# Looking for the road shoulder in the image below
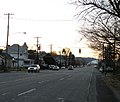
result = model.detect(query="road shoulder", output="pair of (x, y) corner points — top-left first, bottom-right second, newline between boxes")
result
(96, 74), (118, 102)
(103, 74), (120, 102)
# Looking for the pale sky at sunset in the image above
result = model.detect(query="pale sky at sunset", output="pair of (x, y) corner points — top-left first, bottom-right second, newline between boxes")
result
(0, 0), (98, 58)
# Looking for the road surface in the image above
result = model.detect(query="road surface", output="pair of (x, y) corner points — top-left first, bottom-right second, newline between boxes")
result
(0, 66), (118, 102)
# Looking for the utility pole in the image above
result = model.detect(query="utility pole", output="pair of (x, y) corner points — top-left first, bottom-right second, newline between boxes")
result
(4, 13), (14, 68)
(34, 37), (41, 64)
(113, 17), (117, 75)
(50, 44), (53, 53)
(17, 44), (19, 70)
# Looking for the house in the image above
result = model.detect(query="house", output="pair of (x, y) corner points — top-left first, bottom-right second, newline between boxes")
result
(3, 42), (34, 68)
(0, 55), (4, 67)
(0, 53), (13, 68)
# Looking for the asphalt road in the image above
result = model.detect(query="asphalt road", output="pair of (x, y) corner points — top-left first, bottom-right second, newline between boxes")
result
(0, 66), (117, 102)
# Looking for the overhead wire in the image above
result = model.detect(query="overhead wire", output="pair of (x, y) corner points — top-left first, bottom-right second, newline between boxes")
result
(10, 17), (74, 22)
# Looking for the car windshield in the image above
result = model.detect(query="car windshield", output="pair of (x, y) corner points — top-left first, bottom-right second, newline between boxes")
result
(31, 65), (37, 67)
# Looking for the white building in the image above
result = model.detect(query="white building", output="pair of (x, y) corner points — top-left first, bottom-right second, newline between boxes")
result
(4, 42), (34, 68)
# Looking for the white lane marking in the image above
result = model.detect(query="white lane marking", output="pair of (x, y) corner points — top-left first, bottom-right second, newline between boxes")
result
(11, 98), (15, 101)
(17, 88), (36, 96)
(60, 78), (64, 81)
(58, 98), (64, 102)
(38, 81), (45, 84)
(38, 80), (49, 84)
(1, 93), (8, 96)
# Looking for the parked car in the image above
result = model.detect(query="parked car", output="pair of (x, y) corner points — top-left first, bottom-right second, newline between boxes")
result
(99, 67), (103, 72)
(49, 65), (56, 70)
(106, 67), (113, 72)
(61, 66), (66, 69)
(99, 66), (113, 72)
(28, 64), (40, 73)
(68, 65), (74, 70)
(52, 66), (59, 70)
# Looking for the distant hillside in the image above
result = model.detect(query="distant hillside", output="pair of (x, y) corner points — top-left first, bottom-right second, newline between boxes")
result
(76, 57), (97, 64)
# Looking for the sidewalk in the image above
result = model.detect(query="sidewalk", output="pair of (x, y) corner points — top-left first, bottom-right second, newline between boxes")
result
(103, 74), (120, 102)
(96, 74), (119, 102)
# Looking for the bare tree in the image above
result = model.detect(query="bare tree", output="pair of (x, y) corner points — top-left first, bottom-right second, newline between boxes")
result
(70, 0), (120, 48)
(71, 0), (120, 22)
(79, 16), (120, 51)
(70, 0), (120, 59)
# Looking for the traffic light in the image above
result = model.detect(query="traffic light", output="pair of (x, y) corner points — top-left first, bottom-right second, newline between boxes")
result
(38, 45), (41, 50)
(79, 49), (81, 53)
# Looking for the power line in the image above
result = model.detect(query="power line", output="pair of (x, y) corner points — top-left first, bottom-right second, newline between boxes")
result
(11, 17), (74, 22)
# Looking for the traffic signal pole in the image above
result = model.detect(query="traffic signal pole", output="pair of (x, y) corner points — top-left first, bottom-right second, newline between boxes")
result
(34, 37), (41, 64)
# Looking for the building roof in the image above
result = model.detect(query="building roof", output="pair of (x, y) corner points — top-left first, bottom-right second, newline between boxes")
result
(3, 43), (28, 54)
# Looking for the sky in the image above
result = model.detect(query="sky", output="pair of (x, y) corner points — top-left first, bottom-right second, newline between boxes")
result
(0, 0), (98, 58)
